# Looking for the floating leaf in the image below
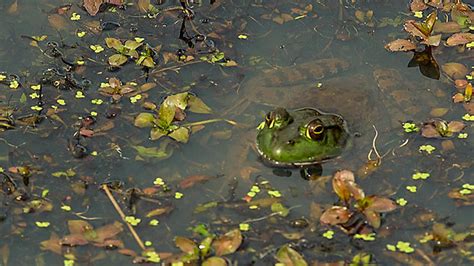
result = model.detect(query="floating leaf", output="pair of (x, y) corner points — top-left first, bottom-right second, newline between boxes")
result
(174, 236), (197, 255)
(212, 229), (242, 256)
(365, 196), (397, 213)
(187, 95), (212, 114)
(320, 206), (351, 225)
(105, 37), (123, 50)
(132, 143), (172, 160)
(150, 127), (167, 141)
(442, 62), (468, 80)
(108, 54), (128, 66)
(275, 245), (308, 266)
(202, 257), (227, 266)
(168, 127), (190, 143)
(446, 33), (474, 46)
(134, 113), (155, 128)
(384, 39), (416, 52)
(158, 102), (175, 128)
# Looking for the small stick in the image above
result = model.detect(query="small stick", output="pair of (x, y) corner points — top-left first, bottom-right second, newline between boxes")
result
(102, 184), (146, 251)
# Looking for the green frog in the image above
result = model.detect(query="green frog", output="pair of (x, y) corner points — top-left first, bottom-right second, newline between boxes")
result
(256, 107), (350, 167)
(239, 58), (441, 167)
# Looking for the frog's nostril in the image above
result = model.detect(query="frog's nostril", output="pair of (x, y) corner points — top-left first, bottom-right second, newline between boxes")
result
(287, 140), (295, 145)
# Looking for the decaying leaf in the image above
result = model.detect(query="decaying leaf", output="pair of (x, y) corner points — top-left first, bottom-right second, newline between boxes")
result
(446, 32), (474, 46)
(320, 206), (351, 225)
(275, 245), (308, 266)
(384, 39), (417, 52)
(212, 229), (242, 256)
(442, 62), (468, 80)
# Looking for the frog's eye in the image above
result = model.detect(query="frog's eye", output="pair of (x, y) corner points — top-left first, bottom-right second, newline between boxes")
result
(306, 119), (324, 140)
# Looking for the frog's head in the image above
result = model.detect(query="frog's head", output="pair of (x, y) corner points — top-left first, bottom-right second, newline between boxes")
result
(256, 107), (350, 167)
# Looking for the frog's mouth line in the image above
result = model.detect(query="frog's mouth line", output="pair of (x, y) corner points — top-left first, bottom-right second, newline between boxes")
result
(256, 147), (341, 168)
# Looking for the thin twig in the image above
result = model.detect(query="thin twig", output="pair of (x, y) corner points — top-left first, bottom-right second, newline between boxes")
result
(102, 184), (146, 251)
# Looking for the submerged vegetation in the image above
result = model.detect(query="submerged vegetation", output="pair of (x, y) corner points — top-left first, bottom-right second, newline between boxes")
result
(0, 0), (473, 265)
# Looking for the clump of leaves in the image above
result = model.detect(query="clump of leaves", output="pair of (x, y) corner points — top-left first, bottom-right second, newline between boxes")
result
(320, 170), (397, 230)
(418, 223), (473, 252)
(41, 220), (124, 255)
(105, 37), (143, 66)
(200, 50), (238, 67)
(134, 92), (211, 143)
(420, 119), (465, 138)
(98, 77), (155, 101)
(171, 228), (242, 264)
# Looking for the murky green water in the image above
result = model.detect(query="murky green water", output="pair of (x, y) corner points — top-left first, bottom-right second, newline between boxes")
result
(0, 0), (472, 265)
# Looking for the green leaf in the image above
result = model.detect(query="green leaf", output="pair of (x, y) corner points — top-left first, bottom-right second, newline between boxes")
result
(105, 37), (123, 51)
(150, 127), (166, 141)
(132, 144), (171, 160)
(20, 93), (27, 104)
(188, 95), (212, 114)
(276, 245), (308, 266)
(134, 113), (155, 128)
(124, 40), (143, 51)
(202, 257), (227, 266)
(164, 92), (189, 110)
(168, 127), (189, 143)
(158, 102), (176, 128)
(142, 57), (155, 68)
(108, 54), (128, 66)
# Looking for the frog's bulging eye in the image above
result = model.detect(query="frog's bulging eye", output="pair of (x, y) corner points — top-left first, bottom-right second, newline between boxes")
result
(306, 119), (324, 140)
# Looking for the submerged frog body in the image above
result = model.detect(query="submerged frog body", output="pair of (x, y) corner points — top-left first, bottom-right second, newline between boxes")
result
(242, 58), (441, 166)
(256, 107), (350, 167)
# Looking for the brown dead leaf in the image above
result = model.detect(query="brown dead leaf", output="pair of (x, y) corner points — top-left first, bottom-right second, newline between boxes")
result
(212, 229), (242, 256)
(442, 62), (468, 79)
(320, 206), (351, 225)
(179, 175), (213, 189)
(404, 20), (428, 40)
(145, 206), (173, 217)
(463, 102), (474, 114)
(48, 14), (68, 30)
(40, 233), (63, 255)
(7, 0), (19, 14)
(453, 93), (464, 103)
(410, 0), (427, 12)
(433, 21), (461, 33)
(384, 39), (417, 52)
(94, 221), (123, 243)
(446, 33), (474, 46)
(84, 0), (123, 16)
(137, 0), (150, 13)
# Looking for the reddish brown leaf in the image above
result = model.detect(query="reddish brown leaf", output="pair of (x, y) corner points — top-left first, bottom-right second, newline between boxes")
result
(68, 220), (93, 234)
(94, 221), (124, 243)
(365, 196), (397, 213)
(363, 209), (381, 228)
(404, 20), (428, 40)
(60, 233), (89, 246)
(447, 121), (466, 133)
(79, 128), (94, 137)
(145, 206), (173, 217)
(212, 229), (242, 256)
(179, 175), (213, 189)
(410, 0), (427, 12)
(442, 62), (468, 80)
(93, 239), (124, 248)
(175, 236), (197, 254)
(421, 123), (441, 138)
(83, 0), (103, 16)
(446, 33), (474, 46)
(384, 39), (416, 52)
(40, 233), (63, 254)
(320, 206), (351, 225)
(433, 22), (461, 34)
